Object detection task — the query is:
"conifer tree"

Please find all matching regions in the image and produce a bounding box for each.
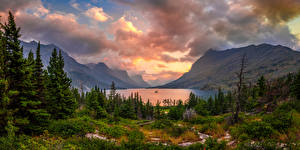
[1,12,41,134]
[34,42,46,104]
[207,96,214,115]
[293,70,300,101]
[46,49,76,119]
[0,21,10,135]
[257,75,266,97]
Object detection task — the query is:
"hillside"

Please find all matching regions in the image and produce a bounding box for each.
[161,44,300,89]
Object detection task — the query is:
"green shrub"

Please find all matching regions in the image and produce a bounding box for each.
[187,143,205,150]
[104,125,127,138]
[168,106,184,120]
[194,102,209,116]
[65,138,117,150]
[151,119,173,129]
[240,121,274,140]
[189,116,224,125]
[263,107,292,132]
[48,119,95,138]
[200,122,218,133]
[238,133,249,142]
[237,139,278,150]
[168,125,187,137]
[204,137,227,150]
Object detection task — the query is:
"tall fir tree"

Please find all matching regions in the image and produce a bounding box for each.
[0,20,10,135]
[46,49,77,119]
[293,70,300,101]
[34,42,46,104]
[257,75,266,97]
[1,11,38,134]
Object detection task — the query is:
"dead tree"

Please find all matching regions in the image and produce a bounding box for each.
[233,54,247,123]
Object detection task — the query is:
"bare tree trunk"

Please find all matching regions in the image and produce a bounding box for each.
[234,54,247,123]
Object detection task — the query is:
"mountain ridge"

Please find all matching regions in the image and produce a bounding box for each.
[21,41,150,90]
[160,43,300,90]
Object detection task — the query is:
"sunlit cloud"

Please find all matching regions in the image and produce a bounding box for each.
[1,0,300,84]
[85,6,112,22]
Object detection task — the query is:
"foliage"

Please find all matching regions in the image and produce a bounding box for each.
[151,119,173,129]
[232,121,275,140]
[168,100,185,120]
[263,105,292,132]
[48,119,95,138]
[46,49,77,119]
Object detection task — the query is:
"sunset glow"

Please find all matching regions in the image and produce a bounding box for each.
[1,0,300,85]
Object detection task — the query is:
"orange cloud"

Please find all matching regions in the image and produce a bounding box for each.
[85,7,112,22]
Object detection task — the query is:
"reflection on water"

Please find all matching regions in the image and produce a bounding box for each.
[114,88,216,104]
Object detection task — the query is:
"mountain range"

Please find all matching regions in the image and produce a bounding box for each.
[21,41,150,90]
[161,44,300,90]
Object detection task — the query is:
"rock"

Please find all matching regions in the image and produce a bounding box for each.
[199,133,210,140]
[150,138,161,141]
[179,142,195,147]
[227,140,235,146]
[85,133,107,140]
[218,132,231,142]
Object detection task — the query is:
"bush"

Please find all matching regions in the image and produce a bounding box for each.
[168,107,184,120]
[205,137,227,150]
[104,125,127,138]
[189,115,224,124]
[194,102,209,116]
[151,119,173,129]
[240,121,274,140]
[95,121,127,138]
[187,143,205,150]
[65,138,117,150]
[237,139,277,150]
[263,105,292,132]
[167,125,187,137]
[48,119,95,138]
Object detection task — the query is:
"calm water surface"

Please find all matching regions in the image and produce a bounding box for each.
[114,88,216,104]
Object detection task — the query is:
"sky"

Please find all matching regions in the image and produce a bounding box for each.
[0,0,300,85]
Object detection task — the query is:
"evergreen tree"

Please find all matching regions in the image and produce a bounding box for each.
[0,22,10,135]
[34,42,46,104]
[187,92,197,108]
[154,101,161,120]
[293,70,300,100]
[257,75,266,97]
[207,96,214,115]
[46,49,77,119]
[1,12,47,134]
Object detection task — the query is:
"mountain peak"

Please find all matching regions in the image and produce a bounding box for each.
[162,44,300,90]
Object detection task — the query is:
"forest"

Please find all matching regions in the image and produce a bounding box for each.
[0,12,300,150]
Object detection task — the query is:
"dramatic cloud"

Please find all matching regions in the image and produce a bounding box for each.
[0,0,40,12]
[248,0,300,23]
[17,12,116,55]
[1,0,300,84]
[85,7,112,22]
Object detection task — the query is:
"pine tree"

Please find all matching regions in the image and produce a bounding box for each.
[0,22,10,135]
[1,12,39,134]
[46,49,77,119]
[257,75,266,97]
[207,96,214,115]
[34,42,46,104]
[293,70,300,100]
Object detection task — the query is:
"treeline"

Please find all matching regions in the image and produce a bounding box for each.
[166,72,300,121]
[73,83,155,120]
[0,12,77,135]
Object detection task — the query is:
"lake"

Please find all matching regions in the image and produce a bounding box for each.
[114,88,216,105]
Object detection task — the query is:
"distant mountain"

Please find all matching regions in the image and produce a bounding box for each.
[130,75,151,87]
[161,44,300,90]
[21,41,150,90]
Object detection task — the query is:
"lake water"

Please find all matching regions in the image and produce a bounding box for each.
[114,89,216,105]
